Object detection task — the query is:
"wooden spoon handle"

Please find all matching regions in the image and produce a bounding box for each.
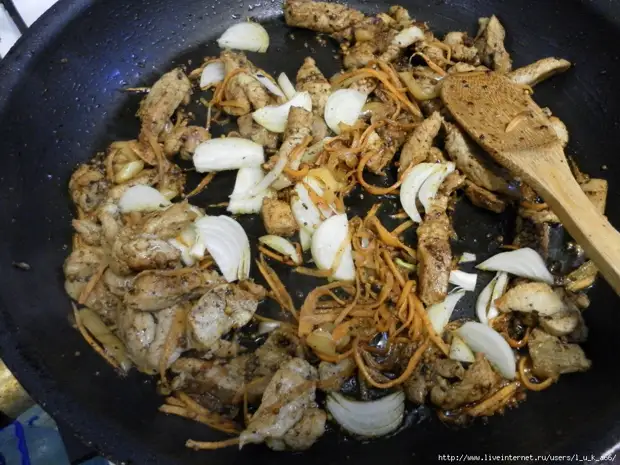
[527,148,620,294]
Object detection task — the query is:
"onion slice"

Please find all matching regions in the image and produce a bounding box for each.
[227,166,273,215]
[427,290,466,335]
[277,72,297,100]
[477,247,554,284]
[324,89,367,134]
[259,235,302,265]
[449,270,478,291]
[487,271,509,321]
[252,91,312,133]
[118,185,171,213]
[400,163,441,223]
[418,162,455,213]
[311,214,355,281]
[456,321,516,379]
[476,272,509,325]
[217,22,270,53]
[326,392,405,437]
[459,252,477,264]
[194,138,264,172]
[393,25,425,47]
[254,72,285,98]
[449,335,475,364]
[299,229,312,252]
[194,216,251,282]
[200,61,225,89]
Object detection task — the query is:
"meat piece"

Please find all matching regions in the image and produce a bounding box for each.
[237,114,279,150]
[141,203,200,240]
[221,51,271,115]
[69,163,109,214]
[138,69,192,139]
[261,198,299,237]
[125,268,224,311]
[296,57,331,115]
[581,178,608,215]
[119,303,188,373]
[239,280,268,300]
[311,116,328,144]
[266,408,327,451]
[254,328,306,376]
[440,171,466,195]
[539,311,581,337]
[528,328,591,379]
[443,122,511,193]
[564,260,597,293]
[187,284,258,349]
[434,358,465,379]
[549,116,569,148]
[318,358,356,392]
[427,147,447,164]
[508,57,571,87]
[364,122,409,174]
[417,196,452,306]
[163,125,210,159]
[475,15,512,73]
[110,231,181,275]
[72,219,102,246]
[496,282,567,316]
[343,41,377,70]
[103,268,134,297]
[464,181,506,213]
[518,206,560,224]
[349,76,377,95]
[443,32,479,64]
[240,358,321,449]
[284,0,365,37]
[379,25,425,63]
[404,368,428,404]
[271,106,313,190]
[64,246,105,283]
[399,112,442,174]
[430,355,500,409]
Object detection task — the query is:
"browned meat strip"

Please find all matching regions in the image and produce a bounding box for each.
[399,112,442,174]
[496,282,567,316]
[238,114,279,151]
[69,163,109,214]
[140,203,200,240]
[296,57,332,115]
[110,230,181,275]
[262,198,299,237]
[464,181,506,213]
[508,57,571,87]
[417,196,452,306]
[284,0,365,37]
[163,125,210,159]
[528,328,591,379]
[430,355,500,409]
[221,51,272,115]
[138,68,192,140]
[475,15,512,73]
[443,32,479,64]
[365,122,410,174]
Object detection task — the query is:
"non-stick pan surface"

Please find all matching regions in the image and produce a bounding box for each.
[2,0,620,463]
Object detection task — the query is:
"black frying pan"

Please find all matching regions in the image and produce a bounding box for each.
[2,0,620,463]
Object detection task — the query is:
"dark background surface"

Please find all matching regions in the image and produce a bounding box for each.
[1,0,620,463]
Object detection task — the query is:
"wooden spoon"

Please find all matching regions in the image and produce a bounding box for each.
[441,71,620,294]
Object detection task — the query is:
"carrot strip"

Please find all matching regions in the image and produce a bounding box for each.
[518,357,556,391]
[186,438,240,450]
[466,382,520,416]
[78,263,108,305]
[186,172,216,198]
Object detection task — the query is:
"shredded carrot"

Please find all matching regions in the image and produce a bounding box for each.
[294,266,334,278]
[466,382,520,416]
[411,52,447,76]
[212,68,245,105]
[368,216,416,258]
[315,347,355,363]
[78,263,108,305]
[334,273,361,325]
[355,337,429,388]
[259,246,294,265]
[256,257,297,319]
[504,327,530,349]
[356,149,417,195]
[520,200,548,211]
[186,172,216,198]
[299,281,354,337]
[165,396,186,407]
[160,404,240,434]
[430,40,453,63]
[411,293,450,355]
[72,303,120,370]
[283,164,310,179]
[518,357,556,391]
[381,250,406,288]
[177,392,241,433]
[391,220,414,237]
[186,437,241,451]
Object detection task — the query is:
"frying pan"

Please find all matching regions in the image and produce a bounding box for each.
[2,0,620,463]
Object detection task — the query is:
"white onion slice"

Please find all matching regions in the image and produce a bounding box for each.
[476,274,496,325]
[227,166,273,215]
[400,163,441,223]
[169,226,199,266]
[259,235,302,265]
[277,72,297,100]
[200,61,225,89]
[118,185,171,213]
[258,321,281,335]
[459,252,477,264]
[449,270,478,291]
[418,162,455,213]
[252,91,312,133]
[217,22,270,53]
[427,290,466,336]
[487,271,509,321]
[456,322,516,379]
[254,72,285,98]
[324,89,367,134]
[234,151,289,201]
[326,392,405,437]
[393,25,425,47]
[311,214,355,281]
[194,138,264,172]
[477,247,554,284]
[449,335,475,363]
[299,228,312,251]
[194,216,251,282]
